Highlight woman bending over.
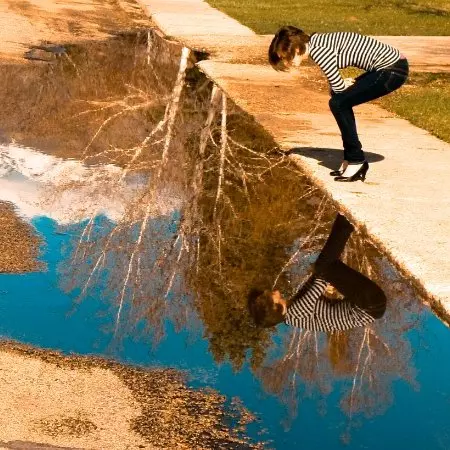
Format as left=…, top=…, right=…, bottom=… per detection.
left=269, top=26, right=409, bottom=182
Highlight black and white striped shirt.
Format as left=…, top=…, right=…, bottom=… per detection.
left=309, top=32, right=401, bottom=93
left=285, top=276, right=375, bottom=332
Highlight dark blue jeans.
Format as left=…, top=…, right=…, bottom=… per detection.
left=328, top=58, right=409, bottom=163
left=314, top=214, right=387, bottom=319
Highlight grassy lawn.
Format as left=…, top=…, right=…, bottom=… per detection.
left=377, top=72, right=450, bottom=143
left=206, top=0, right=450, bottom=35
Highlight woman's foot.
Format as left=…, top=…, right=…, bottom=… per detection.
left=334, top=161, right=369, bottom=182
left=329, top=160, right=348, bottom=176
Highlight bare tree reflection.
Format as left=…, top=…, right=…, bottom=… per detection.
left=26, top=30, right=426, bottom=439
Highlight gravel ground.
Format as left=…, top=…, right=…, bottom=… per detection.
left=0, top=202, right=42, bottom=273
left=0, top=341, right=261, bottom=449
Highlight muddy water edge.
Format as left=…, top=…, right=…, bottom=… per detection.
left=0, top=29, right=446, bottom=448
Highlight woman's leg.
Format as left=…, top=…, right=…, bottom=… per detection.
left=314, top=213, right=354, bottom=271
left=329, top=70, right=389, bottom=163
left=314, top=213, right=386, bottom=318
left=328, top=100, right=363, bottom=163
left=343, top=108, right=358, bottom=162
left=317, top=260, right=387, bottom=318
left=329, top=59, right=409, bottom=163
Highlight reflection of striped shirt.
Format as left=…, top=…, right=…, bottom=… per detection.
left=309, top=32, right=400, bottom=93
left=285, top=276, right=375, bottom=332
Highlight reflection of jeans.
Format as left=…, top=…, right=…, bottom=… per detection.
left=329, top=58, right=409, bottom=163
left=315, top=214, right=387, bottom=319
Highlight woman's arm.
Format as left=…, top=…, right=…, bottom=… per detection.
left=311, top=296, right=376, bottom=329
left=309, top=46, right=346, bottom=93
left=286, top=275, right=328, bottom=319
left=286, top=276, right=376, bottom=330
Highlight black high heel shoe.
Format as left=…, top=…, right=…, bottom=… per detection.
left=329, top=160, right=348, bottom=177
left=334, top=161, right=369, bottom=182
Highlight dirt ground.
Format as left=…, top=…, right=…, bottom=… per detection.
left=0, top=0, right=152, bottom=62
left=0, top=202, right=42, bottom=273
left=0, top=341, right=259, bottom=449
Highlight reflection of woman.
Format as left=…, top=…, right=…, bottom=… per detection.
left=268, top=26, right=409, bottom=182
left=248, top=214, right=387, bottom=331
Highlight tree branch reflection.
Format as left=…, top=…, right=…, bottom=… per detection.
left=37, top=31, right=426, bottom=439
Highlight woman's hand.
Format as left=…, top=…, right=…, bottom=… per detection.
left=329, top=78, right=355, bottom=96
left=343, top=77, right=355, bottom=88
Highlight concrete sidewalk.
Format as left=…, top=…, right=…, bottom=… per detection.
left=138, top=0, right=450, bottom=317
left=180, top=34, right=450, bottom=72
left=140, top=0, right=450, bottom=72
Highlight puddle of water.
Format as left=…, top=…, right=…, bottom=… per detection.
left=0, top=30, right=450, bottom=449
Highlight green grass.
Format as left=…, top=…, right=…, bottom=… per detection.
left=377, top=72, right=450, bottom=143
left=206, top=0, right=450, bottom=35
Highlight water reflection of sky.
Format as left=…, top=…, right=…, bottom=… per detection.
left=0, top=216, right=449, bottom=450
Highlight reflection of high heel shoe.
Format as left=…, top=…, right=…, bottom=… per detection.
left=334, top=161, right=369, bottom=182
left=329, top=160, right=348, bottom=176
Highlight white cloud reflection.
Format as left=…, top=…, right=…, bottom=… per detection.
left=0, top=143, right=181, bottom=224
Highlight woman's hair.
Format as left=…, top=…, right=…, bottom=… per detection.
left=268, top=25, right=311, bottom=71
left=247, top=288, right=285, bottom=328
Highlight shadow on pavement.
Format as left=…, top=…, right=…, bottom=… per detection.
left=287, top=147, right=385, bottom=170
